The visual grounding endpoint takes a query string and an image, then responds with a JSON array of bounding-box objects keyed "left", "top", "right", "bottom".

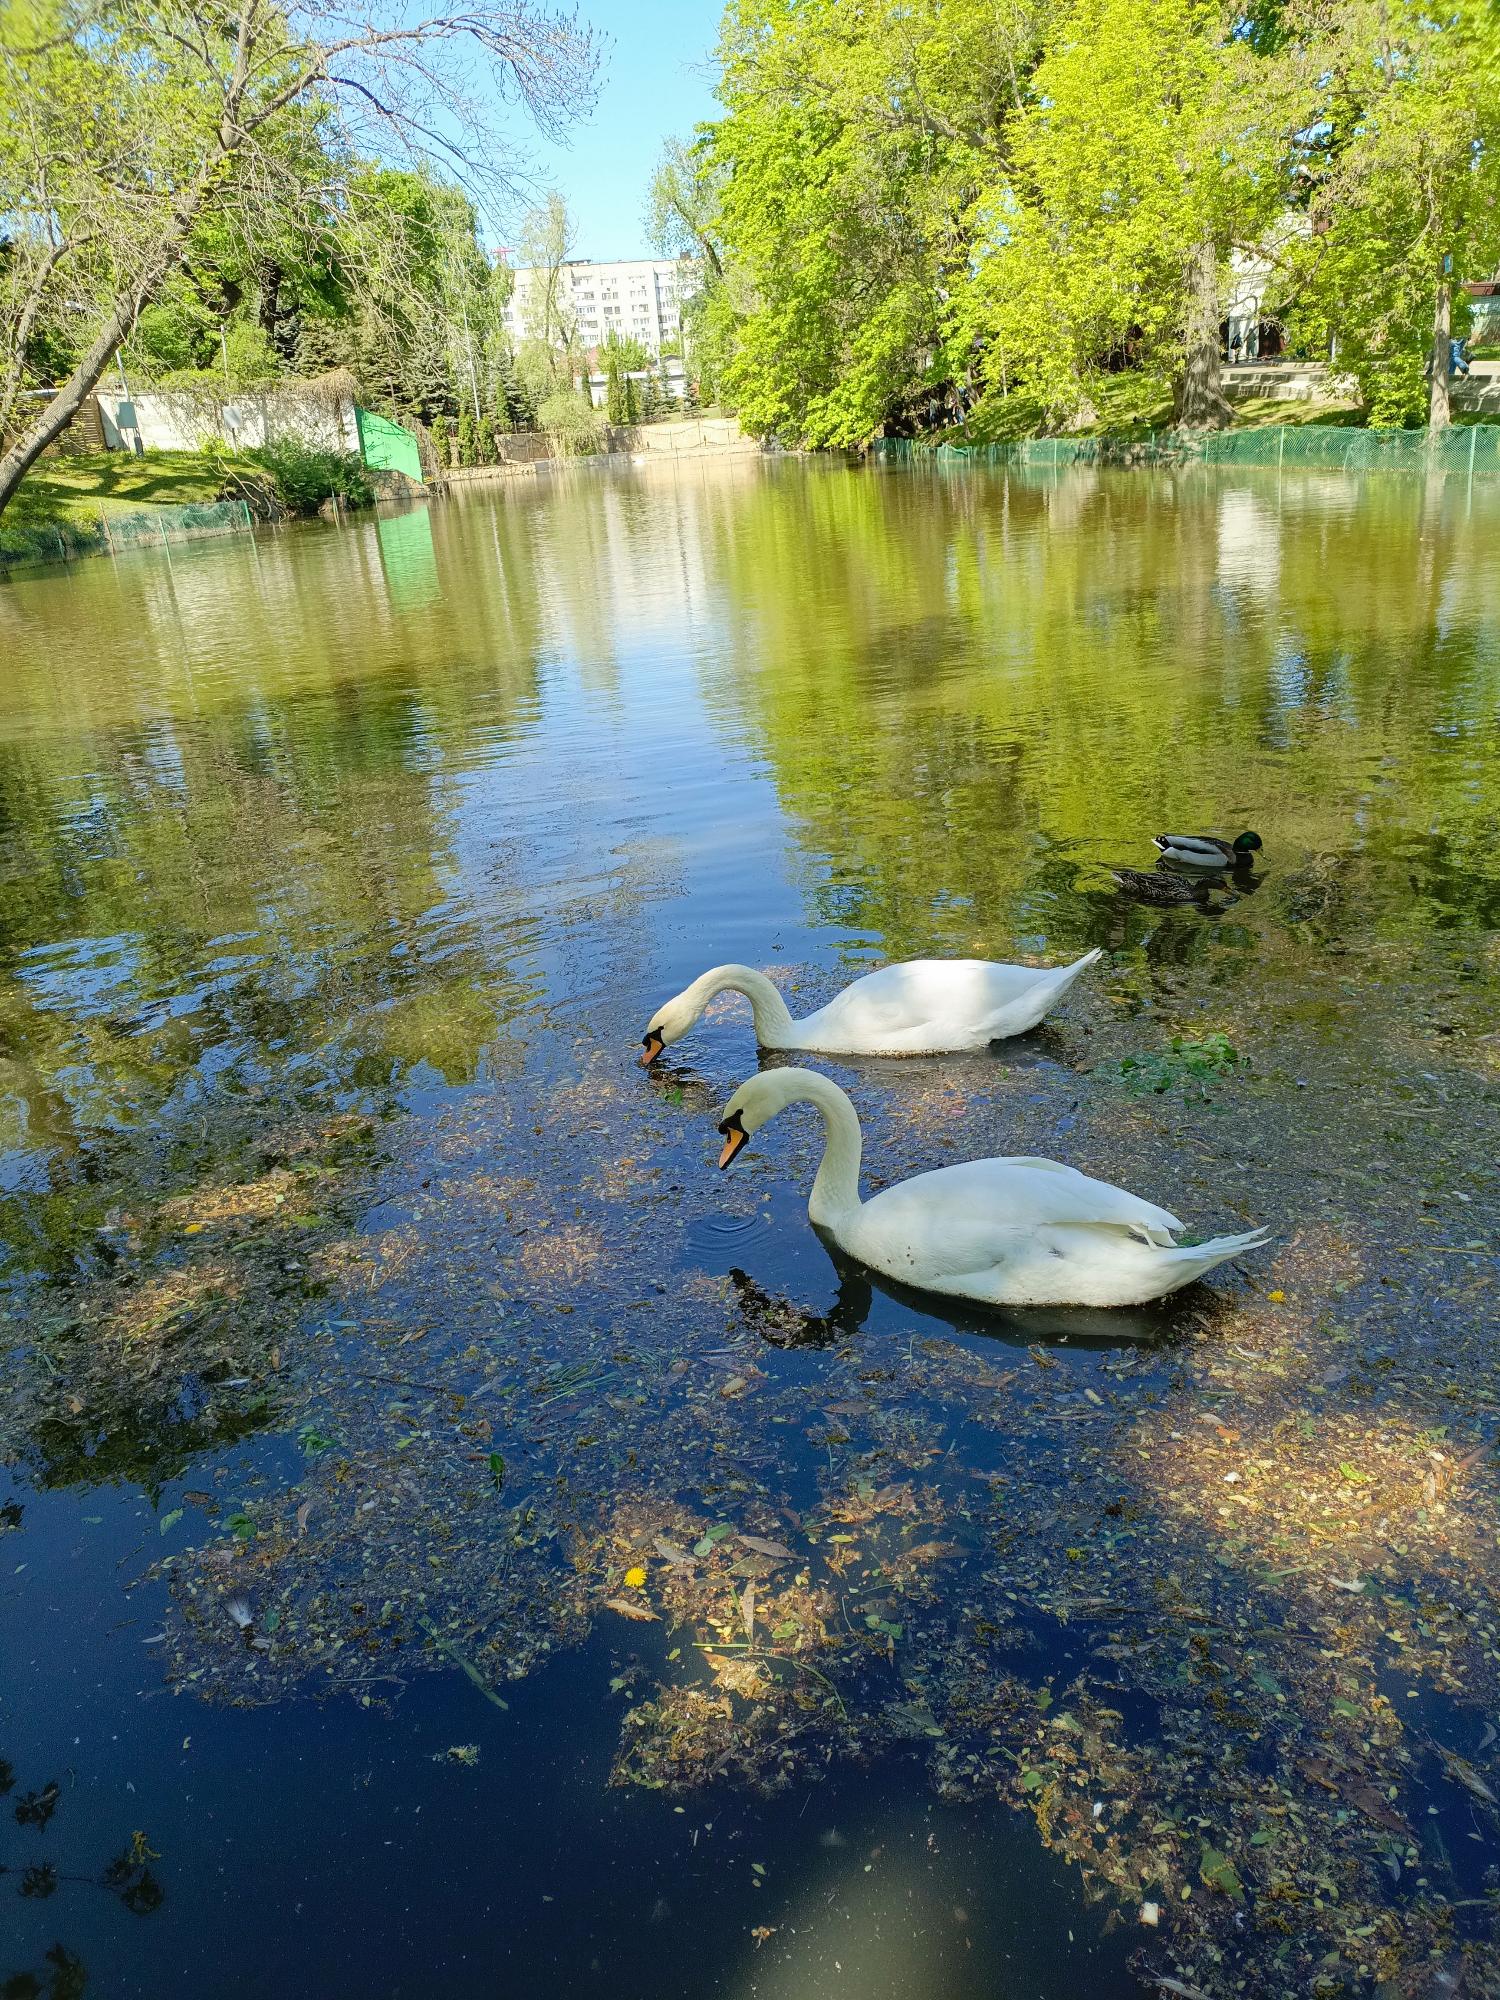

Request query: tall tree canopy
[
  {"left": 692, "top": 0, "right": 1499, "bottom": 441},
  {"left": 705, "top": 0, "right": 1053, "bottom": 445},
  {"left": 962, "top": 0, "right": 1287, "bottom": 429},
  {"left": 1274, "top": 0, "right": 1500, "bottom": 425},
  {"left": 0, "top": 0, "right": 599, "bottom": 511}
]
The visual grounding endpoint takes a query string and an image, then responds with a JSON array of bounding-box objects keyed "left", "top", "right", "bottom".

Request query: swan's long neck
[
  {"left": 689, "top": 965, "right": 798, "bottom": 1048},
  {"left": 796, "top": 1073, "right": 863, "bottom": 1230}
]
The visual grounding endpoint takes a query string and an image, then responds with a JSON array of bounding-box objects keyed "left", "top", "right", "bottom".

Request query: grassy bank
[
  {"left": 948, "top": 374, "right": 1497, "bottom": 445},
  {"left": 1, "top": 442, "right": 375, "bottom": 565}
]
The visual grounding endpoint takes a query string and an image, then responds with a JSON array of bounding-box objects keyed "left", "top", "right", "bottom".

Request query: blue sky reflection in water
[{"left": 1, "top": 458, "right": 1498, "bottom": 1999}]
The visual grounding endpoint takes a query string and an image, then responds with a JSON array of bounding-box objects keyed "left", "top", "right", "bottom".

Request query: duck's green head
[{"left": 1232, "top": 830, "right": 1263, "bottom": 854}]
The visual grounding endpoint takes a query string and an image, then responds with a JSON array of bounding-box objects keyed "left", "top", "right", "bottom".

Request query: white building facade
[{"left": 501, "top": 255, "right": 696, "bottom": 356}]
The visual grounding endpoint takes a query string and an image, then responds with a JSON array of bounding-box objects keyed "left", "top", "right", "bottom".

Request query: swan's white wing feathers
[
  {"left": 856, "top": 1158, "right": 1185, "bottom": 1276},
  {"left": 816, "top": 961, "right": 1036, "bottom": 1030},
  {"left": 799, "top": 957, "right": 1098, "bottom": 1051}
]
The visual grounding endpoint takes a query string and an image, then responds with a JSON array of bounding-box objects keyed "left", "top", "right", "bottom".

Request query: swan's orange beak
[
  {"left": 717, "top": 1114, "right": 749, "bottom": 1170},
  {"left": 640, "top": 1031, "right": 665, "bottom": 1067}
]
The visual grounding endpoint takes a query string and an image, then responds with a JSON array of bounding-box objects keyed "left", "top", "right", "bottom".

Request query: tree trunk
[
  {"left": 1428, "top": 263, "right": 1452, "bottom": 431},
  {"left": 0, "top": 283, "right": 162, "bottom": 514},
  {"left": 0, "top": 90, "right": 254, "bottom": 517},
  {"left": 1175, "top": 237, "right": 1232, "bottom": 431},
  {"left": 0, "top": 173, "right": 218, "bottom": 517}
]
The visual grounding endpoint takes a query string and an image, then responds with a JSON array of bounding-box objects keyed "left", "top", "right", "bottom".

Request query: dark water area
[{"left": 1, "top": 458, "right": 1498, "bottom": 1998}]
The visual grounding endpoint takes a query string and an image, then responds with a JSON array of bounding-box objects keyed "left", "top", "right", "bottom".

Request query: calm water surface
[{"left": 1, "top": 459, "right": 1498, "bottom": 1999}]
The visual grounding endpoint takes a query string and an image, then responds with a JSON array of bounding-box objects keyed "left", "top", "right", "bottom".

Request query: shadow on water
[
  {"left": 719, "top": 1250, "right": 1190, "bottom": 1355},
  {"left": 1, "top": 1617, "right": 1135, "bottom": 2000}
]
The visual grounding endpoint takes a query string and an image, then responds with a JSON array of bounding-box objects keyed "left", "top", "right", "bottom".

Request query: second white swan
[
  {"left": 714, "top": 1069, "right": 1270, "bottom": 1308},
  {"left": 640, "top": 952, "right": 1101, "bottom": 1064}
]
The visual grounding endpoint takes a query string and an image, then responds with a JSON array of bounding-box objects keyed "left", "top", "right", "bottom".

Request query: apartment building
[{"left": 501, "top": 255, "right": 697, "bottom": 356}]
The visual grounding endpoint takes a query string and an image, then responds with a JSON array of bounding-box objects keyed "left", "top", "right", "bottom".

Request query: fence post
[
  {"left": 100, "top": 511, "right": 114, "bottom": 556},
  {"left": 1277, "top": 427, "right": 1285, "bottom": 473}
]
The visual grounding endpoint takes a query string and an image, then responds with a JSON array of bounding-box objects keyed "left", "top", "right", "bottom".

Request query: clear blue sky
[{"left": 502, "top": 0, "right": 723, "bottom": 265}]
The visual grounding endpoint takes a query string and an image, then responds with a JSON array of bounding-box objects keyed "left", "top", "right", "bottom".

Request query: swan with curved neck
[
  {"left": 640, "top": 950, "right": 1102, "bottom": 1064},
  {"left": 715, "top": 1069, "right": 1270, "bottom": 1309}
]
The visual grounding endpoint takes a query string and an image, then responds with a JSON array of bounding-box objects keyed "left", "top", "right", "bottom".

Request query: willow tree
[
  {"left": 961, "top": 0, "right": 1287, "bottom": 430},
  {"left": 0, "top": 0, "right": 599, "bottom": 515}
]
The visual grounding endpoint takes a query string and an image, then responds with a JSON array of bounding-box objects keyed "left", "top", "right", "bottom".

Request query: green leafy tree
[
  {"left": 600, "top": 329, "right": 650, "bottom": 370},
  {"left": 693, "top": 0, "right": 1498, "bottom": 437},
  {"left": 536, "top": 388, "right": 604, "bottom": 455},
  {"left": 644, "top": 137, "right": 725, "bottom": 279},
  {"left": 1275, "top": 0, "right": 1500, "bottom": 427},
  {"left": 517, "top": 193, "right": 579, "bottom": 350},
  {"left": 700, "top": 0, "right": 1058, "bottom": 445},
  {"left": 605, "top": 351, "right": 629, "bottom": 425},
  {"left": 293, "top": 171, "right": 513, "bottom": 427},
  {"left": 0, "top": 0, "right": 600, "bottom": 516},
  {"left": 961, "top": 0, "right": 1287, "bottom": 431}
]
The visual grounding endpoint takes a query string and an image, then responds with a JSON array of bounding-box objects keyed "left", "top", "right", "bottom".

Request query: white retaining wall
[{"left": 104, "top": 387, "right": 360, "bottom": 455}]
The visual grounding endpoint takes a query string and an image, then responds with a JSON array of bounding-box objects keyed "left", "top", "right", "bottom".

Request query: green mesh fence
[
  {"left": 0, "top": 497, "right": 255, "bottom": 568},
  {"left": 96, "top": 499, "right": 255, "bottom": 552},
  {"left": 882, "top": 423, "right": 1500, "bottom": 474}
]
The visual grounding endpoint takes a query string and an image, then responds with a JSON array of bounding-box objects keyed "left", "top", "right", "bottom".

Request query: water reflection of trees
[
  {"left": 0, "top": 537, "right": 557, "bottom": 1279},
  {"left": 694, "top": 464, "right": 1500, "bottom": 966},
  {"left": 2, "top": 1747, "right": 163, "bottom": 1997}
]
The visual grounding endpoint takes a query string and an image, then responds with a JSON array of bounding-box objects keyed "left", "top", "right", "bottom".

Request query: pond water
[{"left": 2, "top": 458, "right": 1498, "bottom": 2000}]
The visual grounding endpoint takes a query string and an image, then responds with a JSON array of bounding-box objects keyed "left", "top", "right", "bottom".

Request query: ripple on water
[{"left": 682, "top": 1208, "right": 775, "bottom": 1258}]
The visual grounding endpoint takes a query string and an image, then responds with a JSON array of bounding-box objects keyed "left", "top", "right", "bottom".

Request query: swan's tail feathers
[
  {"left": 1046, "top": 946, "right": 1103, "bottom": 993},
  {"left": 1166, "top": 1225, "right": 1273, "bottom": 1289}
]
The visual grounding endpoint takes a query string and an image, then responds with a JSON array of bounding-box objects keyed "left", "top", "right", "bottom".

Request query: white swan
[
  {"left": 640, "top": 952, "right": 1102, "bottom": 1064},
  {"left": 714, "top": 1069, "right": 1270, "bottom": 1309}
]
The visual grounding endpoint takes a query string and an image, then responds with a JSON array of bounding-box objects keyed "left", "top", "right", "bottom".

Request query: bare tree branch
[{"left": 0, "top": 0, "right": 601, "bottom": 511}]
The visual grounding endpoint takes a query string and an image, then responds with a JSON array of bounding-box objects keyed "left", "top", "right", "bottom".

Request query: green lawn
[
  {"left": 1225, "top": 394, "right": 1363, "bottom": 428},
  {"left": 953, "top": 376, "right": 1367, "bottom": 444},
  {"left": 1, "top": 447, "right": 278, "bottom": 562},
  {"left": 19, "top": 448, "right": 267, "bottom": 521},
  {"left": 947, "top": 372, "right": 1499, "bottom": 446}
]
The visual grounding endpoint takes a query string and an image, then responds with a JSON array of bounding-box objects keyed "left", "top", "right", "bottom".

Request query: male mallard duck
[
  {"left": 639, "top": 952, "right": 1102, "bottom": 1063},
  {"left": 1110, "top": 868, "right": 1221, "bottom": 907},
  {"left": 714, "top": 1069, "right": 1269, "bottom": 1308},
  {"left": 1152, "top": 830, "right": 1263, "bottom": 868}
]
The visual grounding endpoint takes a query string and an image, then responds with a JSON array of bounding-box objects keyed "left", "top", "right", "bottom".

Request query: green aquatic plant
[{"left": 1114, "top": 1032, "right": 1245, "bottom": 1097}]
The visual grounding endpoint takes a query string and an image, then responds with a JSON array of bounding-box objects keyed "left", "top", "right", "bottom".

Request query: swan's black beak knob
[
  {"left": 717, "top": 1111, "right": 749, "bottom": 1170},
  {"left": 640, "top": 1031, "right": 665, "bottom": 1067}
]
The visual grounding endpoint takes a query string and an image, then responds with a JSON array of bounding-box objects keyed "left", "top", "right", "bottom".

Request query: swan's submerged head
[{"left": 639, "top": 985, "right": 702, "bottom": 1066}]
